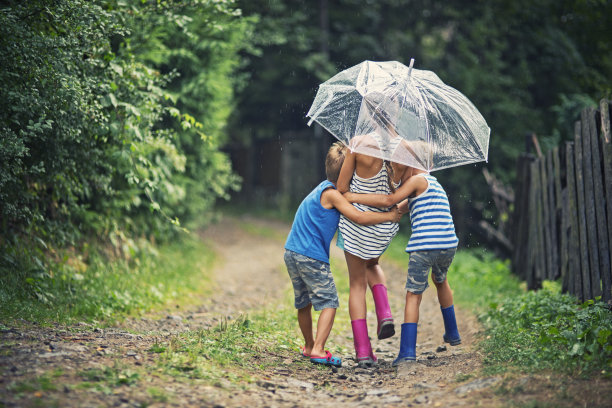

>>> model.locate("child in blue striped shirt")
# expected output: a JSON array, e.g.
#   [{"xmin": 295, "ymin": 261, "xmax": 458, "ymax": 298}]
[{"xmin": 343, "ymin": 165, "xmax": 462, "ymax": 367}]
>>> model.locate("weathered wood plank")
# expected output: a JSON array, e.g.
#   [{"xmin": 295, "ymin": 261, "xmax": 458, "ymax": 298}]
[
  {"xmin": 533, "ymin": 160, "xmax": 546, "ymax": 285},
  {"xmin": 512, "ymin": 154, "xmax": 532, "ymax": 279},
  {"xmin": 546, "ymin": 149, "xmax": 559, "ymax": 280},
  {"xmin": 566, "ymin": 141, "xmax": 582, "ymax": 300},
  {"xmin": 540, "ymin": 157, "xmax": 553, "ymax": 280},
  {"xmin": 561, "ymin": 186, "xmax": 570, "ymax": 293},
  {"xmin": 575, "ymin": 120, "xmax": 592, "ymax": 300},
  {"xmin": 587, "ymin": 106, "xmax": 610, "ymax": 303},
  {"xmin": 553, "ymin": 147, "xmax": 564, "ymax": 282},
  {"xmin": 581, "ymin": 109, "xmax": 602, "ymax": 298},
  {"xmin": 599, "ymin": 99, "xmax": 612, "ymax": 304},
  {"xmin": 526, "ymin": 160, "xmax": 537, "ymax": 289}
]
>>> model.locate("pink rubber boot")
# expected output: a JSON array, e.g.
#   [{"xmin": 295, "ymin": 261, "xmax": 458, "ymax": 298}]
[
  {"xmin": 372, "ymin": 284, "xmax": 395, "ymax": 340},
  {"xmin": 351, "ymin": 319, "xmax": 377, "ymax": 368}
]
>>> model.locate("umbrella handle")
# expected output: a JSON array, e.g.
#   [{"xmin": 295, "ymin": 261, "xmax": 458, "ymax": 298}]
[{"xmin": 408, "ymin": 58, "xmax": 414, "ymax": 77}]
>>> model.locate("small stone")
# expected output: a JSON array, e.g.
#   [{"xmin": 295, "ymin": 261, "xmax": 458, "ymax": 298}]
[
  {"xmin": 427, "ymin": 354, "xmax": 436, "ymax": 360},
  {"xmin": 331, "ymin": 365, "xmax": 338, "ymax": 373},
  {"xmin": 166, "ymin": 315, "xmax": 182, "ymax": 321},
  {"xmin": 366, "ymin": 389, "xmax": 389, "ymax": 396},
  {"xmin": 436, "ymin": 345, "xmax": 447, "ymax": 352}
]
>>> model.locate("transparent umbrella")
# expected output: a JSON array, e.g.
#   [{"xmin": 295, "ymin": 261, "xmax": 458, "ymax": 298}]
[{"xmin": 306, "ymin": 59, "xmax": 490, "ymax": 171}]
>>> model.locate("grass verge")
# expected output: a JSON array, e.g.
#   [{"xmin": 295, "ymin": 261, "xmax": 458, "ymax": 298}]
[
  {"xmin": 385, "ymin": 232, "xmax": 612, "ymax": 378},
  {"xmin": 0, "ymin": 233, "xmax": 215, "ymax": 325}
]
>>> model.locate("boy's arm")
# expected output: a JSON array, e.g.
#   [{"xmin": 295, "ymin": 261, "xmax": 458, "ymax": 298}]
[
  {"xmin": 326, "ymin": 189, "xmax": 401, "ymax": 225},
  {"xmin": 344, "ymin": 174, "xmax": 423, "ymax": 208},
  {"xmin": 336, "ymin": 150, "xmax": 356, "ymax": 193}
]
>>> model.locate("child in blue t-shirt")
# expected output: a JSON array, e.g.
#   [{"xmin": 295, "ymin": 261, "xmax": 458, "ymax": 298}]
[
  {"xmin": 343, "ymin": 165, "xmax": 461, "ymax": 366},
  {"xmin": 284, "ymin": 142, "xmax": 402, "ymax": 368}
]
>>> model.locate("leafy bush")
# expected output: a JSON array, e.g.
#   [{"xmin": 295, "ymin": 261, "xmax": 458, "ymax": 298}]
[{"xmin": 480, "ymin": 287, "xmax": 612, "ymax": 376}]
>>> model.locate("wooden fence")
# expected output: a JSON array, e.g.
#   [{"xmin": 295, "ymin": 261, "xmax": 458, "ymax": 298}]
[{"xmin": 511, "ymin": 99, "xmax": 612, "ymax": 304}]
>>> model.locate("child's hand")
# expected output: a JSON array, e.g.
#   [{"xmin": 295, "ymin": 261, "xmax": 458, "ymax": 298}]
[
  {"xmin": 392, "ymin": 206, "xmax": 402, "ymax": 223},
  {"xmin": 397, "ymin": 199, "xmax": 409, "ymax": 215}
]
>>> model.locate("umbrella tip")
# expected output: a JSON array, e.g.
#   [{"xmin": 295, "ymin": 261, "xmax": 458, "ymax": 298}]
[{"xmin": 408, "ymin": 58, "xmax": 415, "ymax": 76}]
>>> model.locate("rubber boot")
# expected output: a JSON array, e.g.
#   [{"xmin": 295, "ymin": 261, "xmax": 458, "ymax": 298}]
[
  {"xmin": 351, "ymin": 319, "xmax": 377, "ymax": 368},
  {"xmin": 392, "ymin": 323, "xmax": 417, "ymax": 366},
  {"xmin": 441, "ymin": 305, "xmax": 461, "ymax": 345},
  {"xmin": 372, "ymin": 284, "xmax": 395, "ymax": 340}
]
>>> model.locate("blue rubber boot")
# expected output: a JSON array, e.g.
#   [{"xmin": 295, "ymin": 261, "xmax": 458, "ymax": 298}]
[
  {"xmin": 441, "ymin": 305, "xmax": 461, "ymax": 346},
  {"xmin": 392, "ymin": 323, "xmax": 417, "ymax": 367}
]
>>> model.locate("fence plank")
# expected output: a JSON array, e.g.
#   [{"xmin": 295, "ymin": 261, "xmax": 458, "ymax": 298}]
[
  {"xmin": 575, "ymin": 120, "xmax": 592, "ymax": 300},
  {"xmin": 546, "ymin": 149, "xmax": 559, "ymax": 280},
  {"xmin": 533, "ymin": 160, "xmax": 547, "ymax": 285},
  {"xmin": 553, "ymin": 147, "xmax": 564, "ymax": 282},
  {"xmin": 566, "ymin": 141, "xmax": 582, "ymax": 300},
  {"xmin": 540, "ymin": 157, "xmax": 553, "ymax": 280},
  {"xmin": 512, "ymin": 154, "xmax": 532, "ymax": 279},
  {"xmin": 587, "ymin": 106, "xmax": 611, "ymax": 303},
  {"xmin": 581, "ymin": 109, "xmax": 602, "ymax": 297},
  {"xmin": 600, "ymin": 99, "xmax": 612, "ymax": 304}
]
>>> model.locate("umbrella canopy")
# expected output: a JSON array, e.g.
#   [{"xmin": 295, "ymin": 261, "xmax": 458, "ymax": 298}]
[{"xmin": 306, "ymin": 60, "xmax": 490, "ymax": 172}]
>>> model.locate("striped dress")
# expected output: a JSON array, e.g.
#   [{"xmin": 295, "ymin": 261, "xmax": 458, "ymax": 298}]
[
  {"xmin": 405, "ymin": 174, "xmax": 459, "ymax": 252},
  {"xmin": 338, "ymin": 164, "xmax": 400, "ymax": 259}
]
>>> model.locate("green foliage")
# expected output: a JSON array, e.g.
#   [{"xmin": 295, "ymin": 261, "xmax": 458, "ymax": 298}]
[
  {"xmin": 480, "ymin": 287, "xmax": 612, "ymax": 376},
  {"xmin": 0, "ymin": 233, "xmax": 215, "ymax": 324},
  {"xmin": 0, "ymin": 0, "xmax": 252, "ymax": 307}
]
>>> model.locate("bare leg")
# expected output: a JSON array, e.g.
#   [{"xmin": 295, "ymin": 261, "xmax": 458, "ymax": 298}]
[
  {"xmin": 404, "ymin": 291, "xmax": 422, "ymax": 323},
  {"xmin": 345, "ymin": 251, "xmax": 368, "ymax": 320},
  {"xmin": 433, "ymin": 279, "xmax": 454, "ymax": 308},
  {"xmin": 310, "ymin": 308, "xmax": 336, "ymax": 357},
  {"xmin": 365, "ymin": 257, "xmax": 385, "ymax": 288},
  {"xmin": 297, "ymin": 304, "xmax": 314, "ymax": 355}
]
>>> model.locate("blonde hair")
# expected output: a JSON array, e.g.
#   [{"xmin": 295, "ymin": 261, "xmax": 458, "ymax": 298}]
[{"xmin": 325, "ymin": 142, "xmax": 347, "ymax": 183}]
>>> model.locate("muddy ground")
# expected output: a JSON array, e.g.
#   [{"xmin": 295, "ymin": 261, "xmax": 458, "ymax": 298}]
[{"xmin": 1, "ymin": 215, "xmax": 609, "ymax": 407}]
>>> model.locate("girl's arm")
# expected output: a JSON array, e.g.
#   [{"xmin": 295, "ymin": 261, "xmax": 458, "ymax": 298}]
[
  {"xmin": 325, "ymin": 189, "xmax": 401, "ymax": 224},
  {"xmin": 344, "ymin": 174, "xmax": 425, "ymax": 207},
  {"xmin": 336, "ymin": 150, "xmax": 356, "ymax": 193}
]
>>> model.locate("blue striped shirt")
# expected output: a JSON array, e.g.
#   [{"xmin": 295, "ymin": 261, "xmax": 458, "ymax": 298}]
[{"xmin": 405, "ymin": 174, "xmax": 458, "ymax": 252}]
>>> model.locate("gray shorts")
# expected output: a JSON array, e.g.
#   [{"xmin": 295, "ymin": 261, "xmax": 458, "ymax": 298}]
[
  {"xmin": 405, "ymin": 248, "xmax": 457, "ymax": 294},
  {"xmin": 284, "ymin": 250, "xmax": 339, "ymax": 311}
]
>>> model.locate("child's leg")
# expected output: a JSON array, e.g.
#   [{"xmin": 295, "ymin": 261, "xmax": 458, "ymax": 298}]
[
  {"xmin": 345, "ymin": 252, "xmax": 377, "ymax": 366},
  {"xmin": 297, "ymin": 304, "xmax": 314, "ymax": 355},
  {"xmin": 404, "ymin": 291, "xmax": 423, "ymax": 323},
  {"xmin": 310, "ymin": 308, "xmax": 336, "ymax": 357},
  {"xmin": 432, "ymin": 278, "xmax": 453, "ymax": 308},
  {"xmin": 345, "ymin": 251, "xmax": 368, "ymax": 320},
  {"xmin": 366, "ymin": 258, "xmax": 395, "ymax": 339},
  {"xmin": 431, "ymin": 248, "xmax": 461, "ymax": 345}
]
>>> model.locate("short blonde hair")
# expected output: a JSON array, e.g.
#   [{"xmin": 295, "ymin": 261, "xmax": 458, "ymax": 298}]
[{"xmin": 325, "ymin": 142, "xmax": 347, "ymax": 183}]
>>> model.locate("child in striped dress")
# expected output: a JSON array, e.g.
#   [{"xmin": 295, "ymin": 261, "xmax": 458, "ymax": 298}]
[
  {"xmin": 336, "ymin": 145, "xmax": 411, "ymax": 367},
  {"xmin": 343, "ymin": 166, "xmax": 462, "ymax": 367}
]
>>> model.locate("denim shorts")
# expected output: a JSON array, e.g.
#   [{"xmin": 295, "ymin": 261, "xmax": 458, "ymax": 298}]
[
  {"xmin": 284, "ymin": 249, "xmax": 339, "ymax": 311},
  {"xmin": 405, "ymin": 248, "xmax": 457, "ymax": 294}
]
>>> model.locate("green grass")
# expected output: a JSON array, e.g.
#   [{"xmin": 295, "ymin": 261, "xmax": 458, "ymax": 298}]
[
  {"xmin": 480, "ymin": 286, "xmax": 612, "ymax": 376},
  {"xmin": 385, "ymin": 232, "xmax": 524, "ymax": 312},
  {"xmin": 385, "ymin": 232, "xmax": 612, "ymax": 377},
  {"xmin": 0, "ymin": 233, "xmax": 215, "ymax": 324}
]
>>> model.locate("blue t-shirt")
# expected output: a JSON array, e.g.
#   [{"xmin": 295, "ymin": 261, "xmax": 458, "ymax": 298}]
[{"xmin": 285, "ymin": 180, "xmax": 341, "ymax": 264}]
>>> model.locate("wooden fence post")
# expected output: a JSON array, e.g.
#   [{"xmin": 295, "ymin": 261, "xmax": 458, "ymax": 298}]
[
  {"xmin": 581, "ymin": 109, "xmax": 602, "ymax": 298},
  {"xmin": 512, "ymin": 154, "xmax": 533, "ymax": 280},
  {"xmin": 586, "ymin": 106, "xmax": 610, "ymax": 303},
  {"xmin": 599, "ymin": 99, "xmax": 612, "ymax": 304},
  {"xmin": 575, "ymin": 120, "xmax": 592, "ymax": 301},
  {"xmin": 566, "ymin": 141, "xmax": 582, "ymax": 300}
]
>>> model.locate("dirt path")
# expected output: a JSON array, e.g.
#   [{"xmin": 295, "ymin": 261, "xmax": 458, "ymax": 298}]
[{"xmin": 1, "ymin": 215, "xmax": 506, "ymax": 407}]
